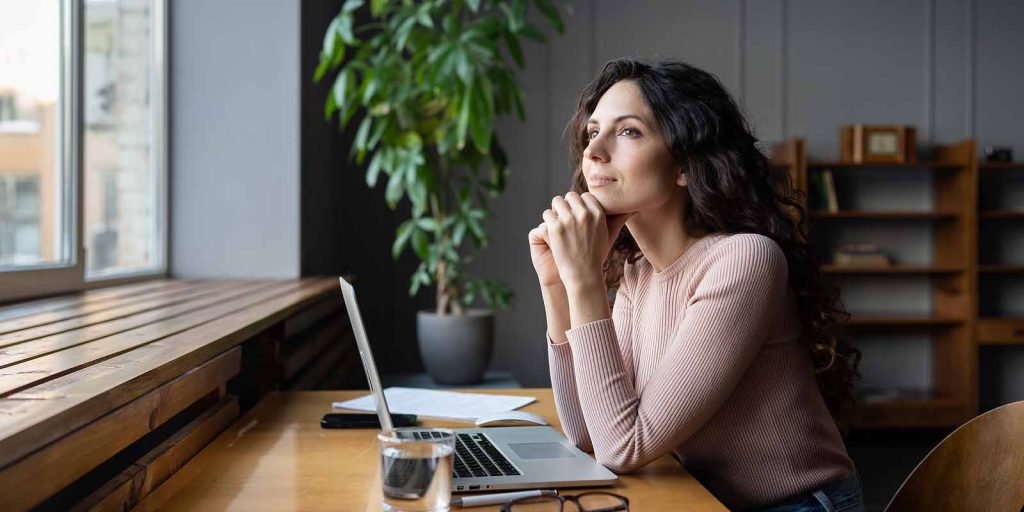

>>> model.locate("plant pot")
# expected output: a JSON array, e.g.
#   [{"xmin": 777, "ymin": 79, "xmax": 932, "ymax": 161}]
[{"xmin": 416, "ymin": 309, "xmax": 494, "ymax": 385}]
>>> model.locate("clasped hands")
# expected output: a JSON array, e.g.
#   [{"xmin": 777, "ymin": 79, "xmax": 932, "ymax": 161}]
[{"xmin": 528, "ymin": 191, "xmax": 633, "ymax": 293}]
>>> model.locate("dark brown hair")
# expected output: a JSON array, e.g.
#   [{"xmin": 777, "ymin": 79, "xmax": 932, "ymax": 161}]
[{"xmin": 565, "ymin": 58, "xmax": 861, "ymax": 427}]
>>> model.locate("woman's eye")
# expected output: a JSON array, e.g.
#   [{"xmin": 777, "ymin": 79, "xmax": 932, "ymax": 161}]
[
  {"xmin": 587, "ymin": 129, "xmax": 598, "ymax": 140},
  {"xmin": 621, "ymin": 127, "xmax": 640, "ymax": 137}
]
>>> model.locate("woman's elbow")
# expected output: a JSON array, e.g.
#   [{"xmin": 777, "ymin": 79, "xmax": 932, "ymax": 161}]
[
  {"xmin": 594, "ymin": 451, "xmax": 644, "ymax": 474},
  {"xmin": 568, "ymin": 434, "xmax": 593, "ymax": 453}
]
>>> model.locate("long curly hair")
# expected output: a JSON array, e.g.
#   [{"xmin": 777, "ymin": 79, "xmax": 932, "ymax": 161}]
[{"xmin": 565, "ymin": 58, "xmax": 861, "ymax": 428}]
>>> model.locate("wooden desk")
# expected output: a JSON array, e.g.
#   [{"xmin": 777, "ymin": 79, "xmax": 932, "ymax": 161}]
[{"xmin": 135, "ymin": 389, "xmax": 727, "ymax": 511}]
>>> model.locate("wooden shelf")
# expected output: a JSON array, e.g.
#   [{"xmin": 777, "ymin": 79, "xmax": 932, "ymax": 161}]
[
  {"xmin": 980, "ymin": 162, "xmax": 1024, "ymax": 170},
  {"xmin": 980, "ymin": 210, "xmax": 1024, "ymax": 219},
  {"xmin": 852, "ymin": 397, "xmax": 967, "ymax": 429},
  {"xmin": 811, "ymin": 210, "xmax": 958, "ymax": 220},
  {"xmin": 823, "ymin": 264, "xmax": 965, "ymax": 274},
  {"xmin": 844, "ymin": 315, "xmax": 966, "ymax": 327},
  {"xmin": 977, "ymin": 317, "xmax": 1024, "ymax": 345},
  {"xmin": 808, "ymin": 161, "xmax": 962, "ymax": 170},
  {"xmin": 776, "ymin": 138, "xmax": 979, "ymax": 429},
  {"xmin": 978, "ymin": 264, "xmax": 1024, "ymax": 274}
]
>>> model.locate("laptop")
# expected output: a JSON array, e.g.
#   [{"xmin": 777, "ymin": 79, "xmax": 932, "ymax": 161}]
[{"xmin": 338, "ymin": 277, "xmax": 617, "ymax": 493}]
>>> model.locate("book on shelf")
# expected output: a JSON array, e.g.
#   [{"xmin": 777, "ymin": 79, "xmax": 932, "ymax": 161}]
[
  {"xmin": 833, "ymin": 243, "xmax": 891, "ymax": 267},
  {"xmin": 820, "ymin": 169, "xmax": 839, "ymax": 213},
  {"xmin": 808, "ymin": 169, "xmax": 839, "ymax": 213}
]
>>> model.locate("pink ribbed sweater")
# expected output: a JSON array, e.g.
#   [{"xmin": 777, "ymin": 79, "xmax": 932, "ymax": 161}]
[{"xmin": 548, "ymin": 233, "xmax": 855, "ymax": 510}]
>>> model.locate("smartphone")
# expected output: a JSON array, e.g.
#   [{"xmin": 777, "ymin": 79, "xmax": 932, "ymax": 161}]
[{"xmin": 320, "ymin": 413, "xmax": 418, "ymax": 429}]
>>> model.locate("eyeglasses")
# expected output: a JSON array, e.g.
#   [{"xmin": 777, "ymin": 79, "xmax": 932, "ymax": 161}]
[{"xmin": 501, "ymin": 491, "xmax": 629, "ymax": 512}]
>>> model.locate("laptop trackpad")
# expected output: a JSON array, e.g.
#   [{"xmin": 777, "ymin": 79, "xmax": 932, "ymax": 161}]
[{"xmin": 507, "ymin": 442, "xmax": 577, "ymax": 459}]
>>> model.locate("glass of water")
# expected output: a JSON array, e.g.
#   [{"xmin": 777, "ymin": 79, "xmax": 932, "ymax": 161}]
[{"xmin": 378, "ymin": 427, "xmax": 455, "ymax": 512}]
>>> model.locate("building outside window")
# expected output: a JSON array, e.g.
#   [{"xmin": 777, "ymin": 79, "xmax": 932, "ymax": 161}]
[{"xmin": 0, "ymin": 0, "xmax": 166, "ymax": 301}]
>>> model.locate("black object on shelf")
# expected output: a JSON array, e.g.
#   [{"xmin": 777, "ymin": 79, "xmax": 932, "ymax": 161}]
[{"xmin": 984, "ymin": 145, "xmax": 1013, "ymax": 163}]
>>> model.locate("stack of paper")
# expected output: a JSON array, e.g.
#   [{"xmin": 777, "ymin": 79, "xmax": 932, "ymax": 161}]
[{"xmin": 332, "ymin": 387, "xmax": 536, "ymax": 421}]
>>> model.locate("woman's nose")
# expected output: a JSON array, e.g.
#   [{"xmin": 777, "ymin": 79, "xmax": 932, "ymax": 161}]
[{"xmin": 583, "ymin": 135, "xmax": 609, "ymax": 163}]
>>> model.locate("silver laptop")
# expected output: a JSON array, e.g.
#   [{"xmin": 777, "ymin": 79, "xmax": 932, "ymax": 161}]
[{"xmin": 338, "ymin": 277, "xmax": 617, "ymax": 493}]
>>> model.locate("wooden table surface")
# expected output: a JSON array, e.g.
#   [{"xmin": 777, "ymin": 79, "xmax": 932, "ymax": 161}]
[{"xmin": 135, "ymin": 389, "xmax": 727, "ymax": 511}]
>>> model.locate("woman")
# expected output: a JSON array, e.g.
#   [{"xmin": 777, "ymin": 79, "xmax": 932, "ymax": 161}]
[{"xmin": 527, "ymin": 59, "xmax": 866, "ymax": 511}]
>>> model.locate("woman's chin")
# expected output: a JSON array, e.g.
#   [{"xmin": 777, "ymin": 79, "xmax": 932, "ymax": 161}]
[{"xmin": 587, "ymin": 192, "xmax": 628, "ymax": 215}]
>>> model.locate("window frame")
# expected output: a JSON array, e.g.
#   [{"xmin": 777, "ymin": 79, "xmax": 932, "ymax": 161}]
[{"xmin": 0, "ymin": 0, "xmax": 169, "ymax": 303}]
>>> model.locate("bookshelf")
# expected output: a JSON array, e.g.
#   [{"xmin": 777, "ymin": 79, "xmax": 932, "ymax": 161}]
[
  {"xmin": 977, "ymin": 161, "xmax": 1024, "ymax": 349},
  {"xmin": 773, "ymin": 138, "xmax": 978, "ymax": 429}
]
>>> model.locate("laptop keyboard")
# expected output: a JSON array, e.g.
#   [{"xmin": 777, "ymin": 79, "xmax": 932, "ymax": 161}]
[{"xmin": 411, "ymin": 431, "xmax": 520, "ymax": 478}]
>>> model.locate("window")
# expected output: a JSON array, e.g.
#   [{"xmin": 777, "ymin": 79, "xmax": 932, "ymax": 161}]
[
  {"xmin": 0, "ymin": 1, "xmax": 69, "ymax": 271},
  {"xmin": 0, "ymin": 0, "xmax": 167, "ymax": 301}
]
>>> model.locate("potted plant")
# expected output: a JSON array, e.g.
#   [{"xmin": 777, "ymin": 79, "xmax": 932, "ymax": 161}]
[{"xmin": 316, "ymin": 0, "xmax": 565, "ymax": 384}]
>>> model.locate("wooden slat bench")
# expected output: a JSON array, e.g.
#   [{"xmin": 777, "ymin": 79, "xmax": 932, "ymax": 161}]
[{"xmin": 0, "ymin": 278, "xmax": 353, "ymax": 511}]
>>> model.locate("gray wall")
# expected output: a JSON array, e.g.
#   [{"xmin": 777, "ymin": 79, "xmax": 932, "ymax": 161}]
[
  {"xmin": 476, "ymin": 0, "xmax": 1024, "ymax": 397},
  {"xmin": 170, "ymin": 0, "xmax": 300, "ymax": 278}
]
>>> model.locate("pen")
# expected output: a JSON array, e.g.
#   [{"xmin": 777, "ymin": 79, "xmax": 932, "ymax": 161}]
[{"xmin": 452, "ymin": 489, "xmax": 558, "ymax": 507}]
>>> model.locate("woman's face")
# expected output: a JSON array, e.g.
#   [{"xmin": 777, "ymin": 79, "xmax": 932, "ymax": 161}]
[{"xmin": 581, "ymin": 80, "xmax": 685, "ymax": 215}]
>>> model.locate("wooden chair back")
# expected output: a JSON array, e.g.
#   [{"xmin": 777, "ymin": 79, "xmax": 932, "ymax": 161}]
[{"xmin": 886, "ymin": 401, "xmax": 1024, "ymax": 511}]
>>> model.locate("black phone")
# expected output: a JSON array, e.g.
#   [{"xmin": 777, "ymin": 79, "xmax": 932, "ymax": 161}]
[{"xmin": 320, "ymin": 413, "xmax": 418, "ymax": 429}]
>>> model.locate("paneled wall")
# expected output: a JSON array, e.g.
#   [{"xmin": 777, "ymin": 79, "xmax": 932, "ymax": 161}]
[{"xmin": 477, "ymin": 0, "xmax": 1024, "ymax": 394}]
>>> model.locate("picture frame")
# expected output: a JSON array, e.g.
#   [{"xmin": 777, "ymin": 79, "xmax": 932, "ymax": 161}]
[{"xmin": 840, "ymin": 124, "xmax": 917, "ymax": 164}]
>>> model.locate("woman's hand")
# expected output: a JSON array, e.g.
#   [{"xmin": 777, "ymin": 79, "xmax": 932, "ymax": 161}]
[
  {"xmin": 528, "ymin": 221, "xmax": 562, "ymax": 289},
  {"xmin": 542, "ymin": 192, "xmax": 633, "ymax": 292}
]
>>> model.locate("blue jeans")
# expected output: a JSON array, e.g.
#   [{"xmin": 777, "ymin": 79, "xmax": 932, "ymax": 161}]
[{"xmin": 757, "ymin": 471, "xmax": 866, "ymax": 512}]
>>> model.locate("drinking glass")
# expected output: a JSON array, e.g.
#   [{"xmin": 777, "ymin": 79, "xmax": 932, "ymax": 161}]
[{"xmin": 378, "ymin": 427, "xmax": 455, "ymax": 512}]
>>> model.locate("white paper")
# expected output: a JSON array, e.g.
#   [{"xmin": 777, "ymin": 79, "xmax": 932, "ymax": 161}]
[{"xmin": 332, "ymin": 387, "xmax": 536, "ymax": 421}]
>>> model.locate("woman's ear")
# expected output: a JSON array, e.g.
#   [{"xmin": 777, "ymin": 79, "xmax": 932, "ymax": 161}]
[{"xmin": 676, "ymin": 168, "xmax": 688, "ymax": 187}]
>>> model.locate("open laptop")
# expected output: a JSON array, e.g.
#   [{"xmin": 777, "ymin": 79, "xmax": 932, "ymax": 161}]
[{"xmin": 338, "ymin": 277, "xmax": 617, "ymax": 493}]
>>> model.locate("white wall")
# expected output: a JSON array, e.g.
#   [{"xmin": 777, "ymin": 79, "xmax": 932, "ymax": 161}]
[{"xmin": 170, "ymin": 0, "xmax": 300, "ymax": 278}]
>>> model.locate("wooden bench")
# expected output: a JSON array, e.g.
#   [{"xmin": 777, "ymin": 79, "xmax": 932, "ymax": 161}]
[{"xmin": 0, "ymin": 278, "xmax": 353, "ymax": 510}]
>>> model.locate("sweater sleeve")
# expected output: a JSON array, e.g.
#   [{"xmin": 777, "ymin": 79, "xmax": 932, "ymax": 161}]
[
  {"xmin": 548, "ymin": 269, "xmax": 635, "ymax": 453},
  {"xmin": 564, "ymin": 235, "xmax": 788, "ymax": 473}
]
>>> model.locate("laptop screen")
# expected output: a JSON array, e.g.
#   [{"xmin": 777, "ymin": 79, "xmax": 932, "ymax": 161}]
[{"xmin": 338, "ymin": 276, "xmax": 394, "ymax": 431}]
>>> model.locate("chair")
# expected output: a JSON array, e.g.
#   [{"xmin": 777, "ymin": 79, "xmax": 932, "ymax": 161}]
[{"xmin": 886, "ymin": 401, "xmax": 1024, "ymax": 511}]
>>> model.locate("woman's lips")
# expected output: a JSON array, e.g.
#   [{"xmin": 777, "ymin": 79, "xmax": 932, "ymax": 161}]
[{"xmin": 588, "ymin": 175, "xmax": 617, "ymax": 187}]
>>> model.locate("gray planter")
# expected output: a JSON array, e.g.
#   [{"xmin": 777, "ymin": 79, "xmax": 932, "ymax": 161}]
[{"xmin": 417, "ymin": 309, "xmax": 494, "ymax": 385}]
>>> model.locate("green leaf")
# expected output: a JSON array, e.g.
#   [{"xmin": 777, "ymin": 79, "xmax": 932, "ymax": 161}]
[
  {"xmin": 361, "ymin": 69, "xmax": 380, "ymax": 104},
  {"xmin": 416, "ymin": 7, "xmax": 433, "ymax": 28},
  {"xmin": 396, "ymin": 16, "xmax": 417, "ymax": 51},
  {"xmin": 500, "ymin": 2, "xmax": 525, "ymax": 32},
  {"xmin": 466, "ymin": 0, "xmax": 481, "ymax": 13},
  {"xmin": 452, "ymin": 220, "xmax": 467, "ymax": 246},
  {"xmin": 467, "ymin": 216, "xmax": 487, "ymax": 248},
  {"xmin": 324, "ymin": 85, "xmax": 338, "ymax": 120},
  {"xmin": 411, "ymin": 229, "xmax": 430, "ymax": 261},
  {"xmin": 533, "ymin": 0, "xmax": 564, "ymax": 33},
  {"xmin": 342, "ymin": 0, "xmax": 364, "ymax": 14},
  {"xmin": 502, "ymin": 29, "xmax": 524, "ymax": 68},
  {"xmin": 385, "ymin": 166, "xmax": 405, "ymax": 208},
  {"xmin": 468, "ymin": 84, "xmax": 492, "ymax": 154},
  {"xmin": 354, "ymin": 116, "xmax": 372, "ymax": 154},
  {"xmin": 455, "ymin": 48, "xmax": 473, "ymax": 85},
  {"xmin": 410, "ymin": 180, "xmax": 428, "ymax": 217},
  {"xmin": 366, "ymin": 149, "xmax": 384, "ymax": 187},
  {"xmin": 332, "ymin": 68, "xmax": 352, "ymax": 111},
  {"xmin": 337, "ymin": 14, "xmax": 356, "ymax": 44},
  {"xmin": 367, "ymin": 116, "xmax": 388, "ymax": 150},
  {"xmin": 456, "ymin": 79, "xmax": 474, "ymax": 150},
  {"xmin": 442, "ymin": 13, "xmax": 458, "ymax": 34},
  {"xmin": 322, "ymin": 17, "xmax": 341, "ymax": 60},
  {"xmin": 519, "ymin": 24, "xmax": 547, "ymax": 43},
  {"xmin": 416, "ymin": 218, "xmax": 440, "ymax": 232},
  {"xmin": 370, "ymin": 0, "xmax": 388, "ymax": 17},
  {"xmin": 392, "ymin": 219, "xmax": 414, "ymax": 259}
]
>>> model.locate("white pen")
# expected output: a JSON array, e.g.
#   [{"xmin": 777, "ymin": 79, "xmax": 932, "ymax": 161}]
[{"xmin": 451, "ymin": 489, "xmax": 558, "ymax": 507}]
